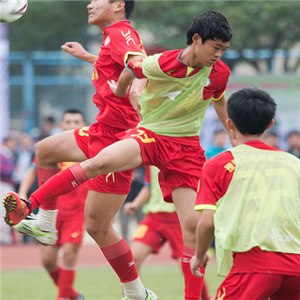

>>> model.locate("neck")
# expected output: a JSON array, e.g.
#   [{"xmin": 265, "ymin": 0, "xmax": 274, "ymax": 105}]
[
  {"xmin": 179, "ymin": 47, "xmax": 204, "ymax": 68},
  {"xmin": 99, "ymin": 18, "xmax": 126, "ymax": 31},
  {"xmin": 231, "ymin": 131, "xmax": 265, "ymax": 147}
]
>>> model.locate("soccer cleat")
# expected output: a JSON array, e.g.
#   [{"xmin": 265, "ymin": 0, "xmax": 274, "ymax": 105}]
[
  {"xmin": 3, "ymin": 192, "xmax": 30, "ymax": 226},
  {"xmin": 13, "ymin": 214, "xmax": 58, "ymax": 246},
  {"xmin": 122, "ymin": 289, "xmax": 158, "ymax": 300},
  {"xmin": 145, "ymin": 289, "xmax": 158, "ymax": 300},
  {"xmin": 75, "ymin": 293, "xmax": 85, "ymax": 300}
]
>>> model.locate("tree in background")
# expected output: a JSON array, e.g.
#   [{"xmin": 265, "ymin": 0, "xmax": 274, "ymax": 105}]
[{"xmin": 8, "ymin": 0, "xmax": 300, "ymax": 73}]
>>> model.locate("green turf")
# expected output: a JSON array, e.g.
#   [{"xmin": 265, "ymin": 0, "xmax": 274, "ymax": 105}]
[{"xmin": 1, "ymin": 264, "xmax": 223, "ymax": 300}]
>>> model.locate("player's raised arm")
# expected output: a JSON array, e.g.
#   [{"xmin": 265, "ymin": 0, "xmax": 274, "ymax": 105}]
[
  {"xmin": 108, "ymin": 54, "xmax": 145, "ymax": 97},
  {"xmin": 61, "ymin": 42, "xmax": 98, "ymax": 64},
  {"xmin": 107, "ymin": 68, "xmax": 134, "ymax": 97}
]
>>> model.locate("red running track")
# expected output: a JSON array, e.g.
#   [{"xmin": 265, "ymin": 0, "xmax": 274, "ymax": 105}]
[{"xmin": 1, "ymin": 242, "xmax": 179, "ymax": 271}]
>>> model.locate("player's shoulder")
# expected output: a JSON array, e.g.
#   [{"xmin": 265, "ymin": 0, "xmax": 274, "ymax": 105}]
[
  {"xmin": 211, "ymin": 59, "xmax": 230, "ymax": 75},
  {"xmin": 106, "ymin": 20, "xmax": 135, "ymax": 34},
  {"xmin": 204, "ymin": 150, "xmax": 233, "ymax": 171},
  {"xmin": 157, "ymin": 49, "xmax": 184, "ymax": 65}
]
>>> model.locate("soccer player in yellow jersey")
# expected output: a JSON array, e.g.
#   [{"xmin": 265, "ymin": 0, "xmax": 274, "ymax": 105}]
[{"xmin": 191, "ymin": 87, "xmax": 300, "ymax": 300}]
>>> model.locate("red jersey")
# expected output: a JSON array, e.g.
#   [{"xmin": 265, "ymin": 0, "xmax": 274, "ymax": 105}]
[
  {"xmin": 195, "ymin": 141, "xmax": 300, "ymax": 276},
  {"xmin": 92, "ymin": 20, "xmax": 146, "ymax": 130},
  {"xmin": 127, "ymin": 49, "xmax": 230, "ymax": 100}
]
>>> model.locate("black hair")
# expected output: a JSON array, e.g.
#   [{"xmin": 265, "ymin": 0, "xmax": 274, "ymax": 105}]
[
  {"xmin": 44, "ymin": 116, "xmax": 55, "ymax": 124},
  {"xmin": 109, "ymin": 0, "xmax": 135, "ymax": 19},
  {"xmin": 63, "ymin": 108, "xmax": 85, "ymax": 121},
  {"xmin": 186, "ymin": 11, "xmax": 233, "ymax": 45},
  {"xmin": 227, "ymin": 87, "xmax": 277, "ymax": 135},
  {"xmin": 288, "ymin": 130, "xmax": 300, "ymax": 138}
]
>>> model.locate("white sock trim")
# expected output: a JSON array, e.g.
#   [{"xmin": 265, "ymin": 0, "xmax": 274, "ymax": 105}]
[
  {"xmin": 122, "ymin": 277, "xmax": 146, "ymax": 300},
  {"xmin": 36, "ymin": 208, "xmax": 58, "ymax": 231}
]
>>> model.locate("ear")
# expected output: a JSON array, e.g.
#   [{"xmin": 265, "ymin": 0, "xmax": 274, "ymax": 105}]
[
  {"xmin": 226, "ymin": 118, "xmax": 234, "ymax": 130},
  {"xmin": 192, "ymin": 33, "xmax": 202, "ymax": 45},
  {"xmin": 114, "ymin": 1, "xmax": 125, "ymax": 13},
  {"xmin": 266, "ymin": 119, "xmax": 275, "ymax": 130}
]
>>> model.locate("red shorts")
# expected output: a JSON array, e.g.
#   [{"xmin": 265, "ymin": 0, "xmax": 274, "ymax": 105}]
[
  {"xmin": 74, "ymin": 123, "xmax": 133, "ymax": 194},
  {"xmin": 56, "ymin": 214, "xmax": 85, "ymax": 246},
  {"xmin": 132, "ymin": 212, "xmax": 182, "ymax": 258},
  {"xmin": 119, "ymin": 127, "xmax": 206, "ymax": 202},
  {"xmin": 216, "ymin": 272, "xmax": 300, "ymax": 300}
]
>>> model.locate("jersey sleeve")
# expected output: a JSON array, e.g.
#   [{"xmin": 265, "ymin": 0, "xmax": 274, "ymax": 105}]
[
  {"xmin": 209, "ymin": 62, "xmax": 230, "ymax": 101},
  {"xmin": 109, "ymin": 28, "xmax": 146, "ymax": 67},
  {"xmin": 195, "ymin": 151, "xmax": 234, "ymax": 211},
  {"xmin": 127, "ymin": 59, "xmax": 145, "ymax": 79}
]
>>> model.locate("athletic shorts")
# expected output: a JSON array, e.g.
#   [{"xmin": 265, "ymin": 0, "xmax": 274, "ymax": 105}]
[
  {"xmin": 56, "ymin": 214, "xmax": 85, "ymax": 246},
  {"xmin": 74, "ymin": 123, "xmax": 133, "ymax": 194},
  {"xmin": 215, "ymin": 272, "xmax": 300, "ymax": 300},
  {"xmin": 132, "ymin": 212, "xmax": 183, "ymax": 258},
  {"xmin": 119, "ymin": 127, "xmax": 206, "ymax": 202}
]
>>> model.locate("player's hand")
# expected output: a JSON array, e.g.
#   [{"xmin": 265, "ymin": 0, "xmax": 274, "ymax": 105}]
[
  {"xmin": 61, "ymin": 42, "xmax": 87, "ymax": 59},
  {"xmin": 61, "ymin": 42, "xmax": 98, "ymax": 64},
  {"xmin": 107, "ymin": 80, "xmax": 129, "ymax": 98},
  {"xmin": 123, "ymin": 203, "xmax": 136, "ymax": 215},
  {"xmin": 190, "ymin": 254, "xmax": 209, "ymax": 277}
]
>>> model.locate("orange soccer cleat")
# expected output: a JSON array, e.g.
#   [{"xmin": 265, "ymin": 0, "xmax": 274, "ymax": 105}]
[{"xmin": 3, "ymin": 191, "xmax": 30, "ymax": 226}]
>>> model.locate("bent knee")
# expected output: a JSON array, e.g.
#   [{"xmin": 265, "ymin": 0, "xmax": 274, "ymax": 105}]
[
  {"xmin": 35, "ymin": 140, "xmax": 53, "ymax": 163},
  {"xmin": 62, "ymin": 250, "xmax": 78, "ymax": 267},
  {"xmin": 41, "ymin": 258, "xmax": 57, "ymax": 271},
  {"xmin": 85, "ymin": 218, "xmax": 111, "ymax": 242}
]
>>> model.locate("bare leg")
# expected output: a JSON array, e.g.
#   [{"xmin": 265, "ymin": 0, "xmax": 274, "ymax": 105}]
[
  {"xmin": 35, "ymin": 130, "xmax": 87, "ymax": 168},
  {"xmin": 85, "ymin": 190, "xmax": 148, "ymax": 300},
  {"xmin": 130, "ymin": 241, "xmax": 154, "ymax": 271}
]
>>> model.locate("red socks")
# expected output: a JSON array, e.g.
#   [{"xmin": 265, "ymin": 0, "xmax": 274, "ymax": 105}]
[
  {"xmin": 49, "ymin": 267, "xmax": 61, "ymax": 285},
  {"xmin": 38, "ymin": 167, "xmax": 60, "ymax": 210},
  {"xmin": 181, "ymin": 246, "xmax": 205, "ymax": 300},
  {"xmin": 201, "ymin": 280, "xmax": 212, "ymax": 300},
  {"xmin": 49, "ymin": 267, "xmax": 79, "ymax": 300},
  {"xmin": 29, "ymin": 164, "xmax": 88, "ymax": 212},
  {"xmin": 101, "ymin": 238, "xmax": 139, "ymax": 283}
]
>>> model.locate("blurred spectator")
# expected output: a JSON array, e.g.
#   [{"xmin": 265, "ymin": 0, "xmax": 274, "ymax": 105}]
[
  {"xmin": 118, "ymin": 167, "xmax": 146, "ymax": 243},
  {"xmin": 37, "ymin": 116, "xmax": 61, "ymax": 140},
  {"xmin": 0, "ymin": 136, "xmax": 17, "ymax": 244},
  {"xmin": 286, "ymin": 130, "xmax": 300, "ymax": 159},
  {"xmin": 12, "ymin": 133, "xmax": 35, "ymax": 192},
  {"xmin": 264, "ymin": 131, "xmax": 280, "ymax": 148},
  {"xmin": 200, "ymin": 103, "xmax": 223, "ymax": 149},
  {"xmin": 205, "ymin": 129, "xmax": 228, "ymax": 160}
]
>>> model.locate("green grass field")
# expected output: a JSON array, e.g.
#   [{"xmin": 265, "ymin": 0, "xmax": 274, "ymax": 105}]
[{"xmin": 1, "ymin": 264, "xmax": 223, "ymax": 300}]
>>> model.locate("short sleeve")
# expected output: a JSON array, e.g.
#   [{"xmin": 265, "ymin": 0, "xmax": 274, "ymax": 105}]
[
  {"xmin": 195, "ymin": 151, "xmax": 234, "ymax": 211},
  {"xmin": 109, "ymin": 28, "xmax": 146, "ymax": 67},
  {"xmin": 127, "ymin": 59, "xmax": 145, "ymax": 79}
]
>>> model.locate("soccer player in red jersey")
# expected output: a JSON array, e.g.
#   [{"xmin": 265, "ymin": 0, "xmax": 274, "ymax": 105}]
[
  {"xmin": 124, "ymin": 165, "xmax": 212, "ymax": 300},
  {"xmin": 4, "ymin": 1, "xmax": 157, "ymax": 300},
  {"xmin": 191, "ymin": 87, "xmax": 300, "ymax": 300},
  {"xmin": 15, "ymin": 109, "xmax": 87, "ymax": 300},
  {"xmin": 4, "ymin": 11, "xmax": 233, "ymax": 300}
]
